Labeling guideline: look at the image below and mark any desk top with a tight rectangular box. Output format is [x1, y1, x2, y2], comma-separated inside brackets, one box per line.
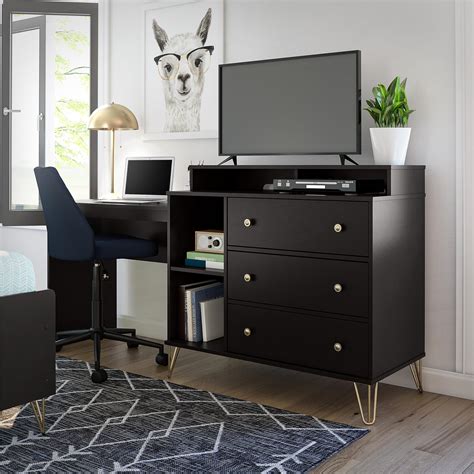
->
[77, 200, 168, 222]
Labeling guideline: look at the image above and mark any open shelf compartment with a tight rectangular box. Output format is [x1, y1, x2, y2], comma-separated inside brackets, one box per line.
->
[167, 194, 226, 346]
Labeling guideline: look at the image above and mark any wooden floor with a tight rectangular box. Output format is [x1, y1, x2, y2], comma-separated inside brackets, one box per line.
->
[62, 340, 474, 474]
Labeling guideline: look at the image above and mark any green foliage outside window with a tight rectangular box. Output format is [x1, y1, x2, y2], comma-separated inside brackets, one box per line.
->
[54, 21, 90, 168]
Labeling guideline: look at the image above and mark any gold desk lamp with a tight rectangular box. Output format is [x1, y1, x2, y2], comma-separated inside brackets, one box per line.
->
[88, 103, 139, 198]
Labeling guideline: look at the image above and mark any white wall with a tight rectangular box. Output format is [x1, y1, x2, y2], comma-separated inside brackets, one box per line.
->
[108, 0, 457, 373]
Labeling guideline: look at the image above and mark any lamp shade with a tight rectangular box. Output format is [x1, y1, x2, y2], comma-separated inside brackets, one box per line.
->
[88, 102, 139, 131]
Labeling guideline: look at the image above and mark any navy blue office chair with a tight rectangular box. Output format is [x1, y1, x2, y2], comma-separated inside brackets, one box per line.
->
[34, 167, 168, 383]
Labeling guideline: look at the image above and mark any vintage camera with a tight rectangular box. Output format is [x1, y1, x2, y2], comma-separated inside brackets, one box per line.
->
[195, 230, 225, 254]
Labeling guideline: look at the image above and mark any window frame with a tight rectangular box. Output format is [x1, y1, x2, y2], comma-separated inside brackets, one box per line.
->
[0, 0, 98, 226]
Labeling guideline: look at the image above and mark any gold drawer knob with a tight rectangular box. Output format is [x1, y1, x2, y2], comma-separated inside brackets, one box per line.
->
[243, 218, 253, 228]
[334, 342, 343, 352]
[244, 327, 252, 337]
[334, 283, 343, 293]
[243, 273, 252, 283]
[334, 223, 343, 233]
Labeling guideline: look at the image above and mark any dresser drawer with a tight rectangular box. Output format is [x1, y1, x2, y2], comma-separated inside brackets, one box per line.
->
[228, 251, 368, 317]
[228, 198, 369, 256]
[228, 304, 369, 378]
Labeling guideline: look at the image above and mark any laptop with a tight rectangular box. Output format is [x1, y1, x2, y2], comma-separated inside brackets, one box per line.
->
[100, 157, 174, 204]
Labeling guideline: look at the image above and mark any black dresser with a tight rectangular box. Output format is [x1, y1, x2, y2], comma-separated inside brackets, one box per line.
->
[166, 165, 425, 425]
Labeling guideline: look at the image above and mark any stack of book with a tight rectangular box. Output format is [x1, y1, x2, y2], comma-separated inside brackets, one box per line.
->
[185, 251, 224, 271]
[178, 280, 224, 342]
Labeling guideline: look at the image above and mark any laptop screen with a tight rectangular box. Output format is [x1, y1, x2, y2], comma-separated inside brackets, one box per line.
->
[124, 159, 172, 196]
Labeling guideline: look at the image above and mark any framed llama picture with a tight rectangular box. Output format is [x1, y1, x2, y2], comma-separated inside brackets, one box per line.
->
[144, 0, 224, 140]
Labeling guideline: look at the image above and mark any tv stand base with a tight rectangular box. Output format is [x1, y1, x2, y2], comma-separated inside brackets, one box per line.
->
[339, 154, 359, 165]
[218, 155, 238, 166]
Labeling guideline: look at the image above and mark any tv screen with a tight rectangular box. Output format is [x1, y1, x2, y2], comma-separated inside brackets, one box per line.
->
[219, 50, 360, 156]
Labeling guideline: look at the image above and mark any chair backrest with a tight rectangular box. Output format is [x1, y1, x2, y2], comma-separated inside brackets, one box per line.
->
[34, 167, 95, 261]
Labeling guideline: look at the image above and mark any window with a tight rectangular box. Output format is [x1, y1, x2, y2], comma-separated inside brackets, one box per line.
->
[1, 0, 98, 225]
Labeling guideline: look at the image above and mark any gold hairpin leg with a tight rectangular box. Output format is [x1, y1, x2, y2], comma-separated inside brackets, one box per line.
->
[409, 359, 423, 393]
[353, 382, 379, 426]
[168, 347, 180, 379]
[30, 399, 46, 434]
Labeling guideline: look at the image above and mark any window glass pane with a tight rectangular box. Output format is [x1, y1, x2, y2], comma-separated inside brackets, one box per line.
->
[9, 14, 90, 211]
[11, 18, 40, 210]
[47, 15, 90, 200]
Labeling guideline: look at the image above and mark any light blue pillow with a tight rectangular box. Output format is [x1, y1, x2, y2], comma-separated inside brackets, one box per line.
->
[0, 251, 36, 297]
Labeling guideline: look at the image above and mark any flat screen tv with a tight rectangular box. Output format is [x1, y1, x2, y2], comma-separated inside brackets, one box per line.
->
[219, 50, 361, 157]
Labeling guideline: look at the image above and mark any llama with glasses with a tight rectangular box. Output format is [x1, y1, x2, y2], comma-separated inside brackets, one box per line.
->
[153, 9, 213, 133]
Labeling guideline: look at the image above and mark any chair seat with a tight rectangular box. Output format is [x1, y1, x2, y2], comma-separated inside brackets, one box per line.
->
[94, 234, 157, 260]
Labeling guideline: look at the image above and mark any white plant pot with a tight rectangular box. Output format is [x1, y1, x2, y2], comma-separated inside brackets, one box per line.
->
[370, 127, 411, 165]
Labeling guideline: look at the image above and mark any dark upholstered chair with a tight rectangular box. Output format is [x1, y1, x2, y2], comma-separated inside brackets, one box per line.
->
[34, 167, 168, 383]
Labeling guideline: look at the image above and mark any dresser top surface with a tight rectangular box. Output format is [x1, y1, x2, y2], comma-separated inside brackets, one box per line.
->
[168, 191, 424, 201]
[189, 165, 426, 171]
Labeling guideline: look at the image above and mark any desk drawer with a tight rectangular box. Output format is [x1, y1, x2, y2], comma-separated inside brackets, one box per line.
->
[228, 251, 369, 317]
[228, 304, 369, 378]
[228, 198, 369, 256]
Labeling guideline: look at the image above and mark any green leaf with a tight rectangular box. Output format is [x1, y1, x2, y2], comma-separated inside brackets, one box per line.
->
[387, 76, 399, 95]
[366, 99, 376, 108]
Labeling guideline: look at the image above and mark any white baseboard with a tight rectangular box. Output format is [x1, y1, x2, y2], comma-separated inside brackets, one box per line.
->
[117, 315, 167, 342]
[384, 365, 474, 400]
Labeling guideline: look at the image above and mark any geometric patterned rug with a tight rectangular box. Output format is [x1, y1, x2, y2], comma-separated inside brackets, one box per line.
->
[0, 357, 368, 473]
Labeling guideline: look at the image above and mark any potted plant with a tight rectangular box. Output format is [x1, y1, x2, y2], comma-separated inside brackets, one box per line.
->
[365, 77, 414, 165]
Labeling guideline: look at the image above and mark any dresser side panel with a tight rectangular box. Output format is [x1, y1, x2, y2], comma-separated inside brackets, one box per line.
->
[371, 196, 425, 379]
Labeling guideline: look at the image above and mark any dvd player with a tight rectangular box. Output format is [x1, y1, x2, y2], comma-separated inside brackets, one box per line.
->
[267, 178, 387, 195]
[273, 179, 357, 193]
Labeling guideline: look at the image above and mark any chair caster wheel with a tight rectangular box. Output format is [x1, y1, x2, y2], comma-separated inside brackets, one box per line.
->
[56, 345, 63, 353]
[91, 369, 108, 383]
[127, 342, 139, 349]
[156, 353, 169, 366]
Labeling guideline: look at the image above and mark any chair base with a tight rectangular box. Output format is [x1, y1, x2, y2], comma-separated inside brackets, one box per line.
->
[56, 261, 168, 383]
[56, 327, 168, 383]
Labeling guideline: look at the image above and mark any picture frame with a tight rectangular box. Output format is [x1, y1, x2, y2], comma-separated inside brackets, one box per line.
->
[143, 0, 224, 140]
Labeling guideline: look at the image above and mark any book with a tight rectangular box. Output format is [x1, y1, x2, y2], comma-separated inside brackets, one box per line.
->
[186, 258, 224, 271]
[186, 282, 224, 342]
[206, 261, 224, 270]
[200, 297, 224, 342]
[185, 258, 205, 269]
[178, 280, 215, 339]
[190, 282, 224, 342]
[186, 251, 224, 263]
